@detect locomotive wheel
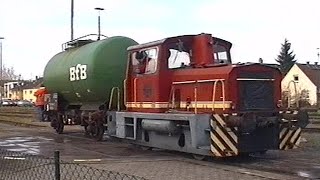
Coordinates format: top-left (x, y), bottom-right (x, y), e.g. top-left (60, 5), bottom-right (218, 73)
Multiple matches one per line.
top-left (258, 150), bottom-right (267, 155)
top-left (192, 154), bottom-right (206, 161)
top-left (84, 125), bottom-right (90, 136)
top-left (55, 114), bottom-right (64, 134)
top-left (140, 146), bottom-right (152, 151)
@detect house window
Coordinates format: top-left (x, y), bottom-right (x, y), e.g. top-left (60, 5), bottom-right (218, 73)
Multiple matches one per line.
top-left (293, 75), bottom-right (299, 81)
top-left (30, 90), bottom-right (33, 94)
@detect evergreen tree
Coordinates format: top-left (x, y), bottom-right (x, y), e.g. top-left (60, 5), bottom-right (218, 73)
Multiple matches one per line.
top-left (275, 39), bottom-right (296, 75)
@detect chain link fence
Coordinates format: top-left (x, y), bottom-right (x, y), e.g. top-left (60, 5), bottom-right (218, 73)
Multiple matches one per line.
top-left (0, 149), bottom-right (146, 180)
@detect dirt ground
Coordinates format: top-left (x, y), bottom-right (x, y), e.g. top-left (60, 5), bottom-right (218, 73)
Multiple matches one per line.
top-left (0, 121), bottom-right (318, 179)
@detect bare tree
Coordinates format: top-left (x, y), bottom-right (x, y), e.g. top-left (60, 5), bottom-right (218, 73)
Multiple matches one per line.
top-left (2, 65), bottom-right (19, 80)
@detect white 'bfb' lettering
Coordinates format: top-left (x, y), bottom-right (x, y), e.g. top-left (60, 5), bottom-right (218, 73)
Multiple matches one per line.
top-left (69, 64), bottom-right (87, 81)
top-left (69, 67), bottom-right (76, 81)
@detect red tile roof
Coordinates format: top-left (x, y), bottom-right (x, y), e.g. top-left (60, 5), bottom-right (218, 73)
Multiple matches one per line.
top-left (297, 63), bottom-right (320, 87)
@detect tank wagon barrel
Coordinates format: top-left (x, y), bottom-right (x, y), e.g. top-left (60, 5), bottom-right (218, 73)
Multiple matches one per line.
top-left (44, 36), bottom-right (138, 109)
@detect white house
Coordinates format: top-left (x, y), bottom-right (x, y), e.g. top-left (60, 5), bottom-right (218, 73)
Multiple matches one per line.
top-left (3, 81), bottom-right (24, 99)
top-left (282, 62), bottom-right (320, 106)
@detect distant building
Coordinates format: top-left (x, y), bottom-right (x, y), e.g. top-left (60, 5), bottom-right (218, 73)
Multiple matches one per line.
top-left (282, 62), bottom-right (320, 106)
top-left (3, 81), bottom-right (25, 99)
top-left (0, 80), bottom-right (17, 99)
top-left (10, 77), bottom-right (43, 102)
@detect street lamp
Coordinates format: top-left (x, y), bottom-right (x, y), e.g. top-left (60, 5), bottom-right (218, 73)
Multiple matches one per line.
top-left (94, 7), bottom-right (104, 40)
top-left (0, 37), bottom-right (4, 102)
top-left (317, 48), bottom-right (320, 62)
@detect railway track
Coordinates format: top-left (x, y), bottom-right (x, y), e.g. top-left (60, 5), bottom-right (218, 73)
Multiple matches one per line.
top-left (304, 127), bottom-right (320, 133)
top-left (40, 127), bottom-right (318, 179)
top-left (212, 153), bottom-right (319, 178)
top-left (0, 107), bottom-right (319, 179)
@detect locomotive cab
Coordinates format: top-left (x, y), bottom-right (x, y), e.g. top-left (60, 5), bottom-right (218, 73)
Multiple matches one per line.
top-left (126, 33), bottom-right (233, 113)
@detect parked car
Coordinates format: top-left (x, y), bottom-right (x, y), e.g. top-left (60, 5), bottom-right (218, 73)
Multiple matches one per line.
top-left (1, 98), bottom-right (15, 106)
top-left (16, 100), bottom-right (34, 107)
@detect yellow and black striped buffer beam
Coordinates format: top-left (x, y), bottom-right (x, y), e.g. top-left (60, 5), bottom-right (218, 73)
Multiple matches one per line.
top-left (279, 125), bottom-right (301, 150)
top-left (210, 114), bottom-right (238, 157)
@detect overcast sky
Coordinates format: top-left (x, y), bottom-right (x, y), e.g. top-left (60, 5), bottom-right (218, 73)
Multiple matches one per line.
top-left (0, 0), bottom-right (319, 80)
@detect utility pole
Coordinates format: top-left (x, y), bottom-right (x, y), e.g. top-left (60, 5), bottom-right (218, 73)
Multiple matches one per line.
top-left (71, 0), bottom-right (74, 41)
top-left (0, 37), bottom-right (4, 102)
top-left (317, 48), bottom-right (320, 62)
top-left (94, 7), bottom-right (104, 40)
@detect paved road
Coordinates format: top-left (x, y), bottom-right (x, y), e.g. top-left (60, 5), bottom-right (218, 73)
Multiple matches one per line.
top-left (0, 122), bottom-right (317, 179)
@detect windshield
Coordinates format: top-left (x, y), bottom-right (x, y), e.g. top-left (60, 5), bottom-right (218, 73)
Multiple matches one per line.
top-left (168, 49), bottom-right (191, 69)
top-left (213, 44), bottom-right (230, 64)
top-left (167, 40), bottom-right (192, 69)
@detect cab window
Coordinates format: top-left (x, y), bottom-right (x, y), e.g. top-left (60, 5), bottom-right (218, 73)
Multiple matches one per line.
top-left (131, 48), bottom-right (158, 74)
top-left (168, 49), bottom-right (191, 69)
top-left (213, 44), bottom-right (230, 64)
top-left (167, 40), bottom-right (191, 69)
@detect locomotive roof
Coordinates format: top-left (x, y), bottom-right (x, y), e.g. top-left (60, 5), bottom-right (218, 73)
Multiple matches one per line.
top-left (127, 34), bottom-right (232, 51)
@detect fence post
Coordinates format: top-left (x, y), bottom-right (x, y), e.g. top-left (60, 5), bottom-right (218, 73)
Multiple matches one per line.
top-left (54, 150), bottom-right (61, 180)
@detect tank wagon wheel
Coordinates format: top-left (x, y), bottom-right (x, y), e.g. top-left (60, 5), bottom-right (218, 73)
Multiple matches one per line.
top-left (192, 154), bottom-right (206, 161)
top-left (55, 114), bottom-right (64, 134)
top-left (84, 125), bottom-right (90, 136)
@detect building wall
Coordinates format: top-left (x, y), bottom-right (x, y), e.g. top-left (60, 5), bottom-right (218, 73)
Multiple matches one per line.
top-left (281, 64), bottom-right (317, 105)
top-left (23, 89), bottom-right (37, 102)
top-left (4, 81), bottom-right (21, 99)
top-left (11, 90), bottom-right (23, 100)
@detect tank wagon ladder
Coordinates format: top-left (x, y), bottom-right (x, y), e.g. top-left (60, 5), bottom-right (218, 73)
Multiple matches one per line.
top-left (108, 87), bottom-right (120, 111)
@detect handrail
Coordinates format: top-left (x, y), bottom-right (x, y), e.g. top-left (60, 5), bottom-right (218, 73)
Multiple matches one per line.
top-left (108, 87), bottom-right (120, 111)
top-left (168, 86), bottom-right (176, 109)
top-left (133, 78), bottom-right (137, 103)
top-left (61, 33), bottom-right (108, 50)
top-left (212, 79), bottom-right (226, 112)
top-left (123, 79), bottom-right (127, 108)
top-left (170, 79), bottom-right (226, 113)
top-left (194, 85), bottom-right (198, 114)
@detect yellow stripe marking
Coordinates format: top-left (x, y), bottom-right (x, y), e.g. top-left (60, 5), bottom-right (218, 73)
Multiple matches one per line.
top-left (215, 126), bottom-right (238, 154)
top-left (210, 119), bottom-right (216, 130)
top-left (290, 128), bottom-right (301, 147)
top-left (126, 101), bottom-right (232, 109)
top-left (210, 144), bottom-right (222, 157)
top-left (290, 128), bottom-right (301, 143)
top-left (295, 136), bottom-right (301, 148)
top-left (180, 102), bottom-right (231, 109)
top-left (280, 127), bottom-right (287, 140)
top-left (226, 128), bottom-right (238, 143)
top-left (280, 129), bottom-right (293, 149)
top-left (213, 114), bottom-right (226, 127)
top-left (211, 132), bottom-right (226, 152)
